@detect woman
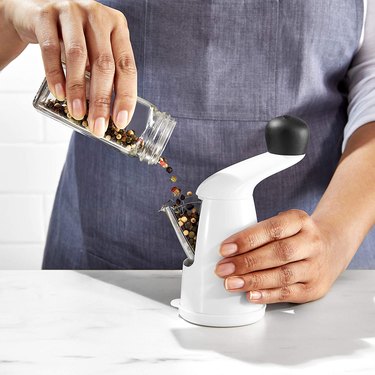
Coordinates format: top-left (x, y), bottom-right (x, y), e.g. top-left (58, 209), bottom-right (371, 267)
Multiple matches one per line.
top-left (1, 0), bottom-right (374, 304)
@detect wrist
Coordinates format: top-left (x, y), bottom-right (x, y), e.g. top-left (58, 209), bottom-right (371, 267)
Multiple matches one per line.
top-left (0, 0), bottom-right (12, 26)
top-left (0, 0), bottom-right (28, 69)
top-left (0, 0), bottom-right (27, 40)
top-left (311, 209), bottom-right (363, 270)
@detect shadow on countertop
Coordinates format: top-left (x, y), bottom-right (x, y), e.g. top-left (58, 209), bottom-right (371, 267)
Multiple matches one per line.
top-left (78, 270), bottom-right (375, 367)
top-left (76, 269), bottom-right (182, 306)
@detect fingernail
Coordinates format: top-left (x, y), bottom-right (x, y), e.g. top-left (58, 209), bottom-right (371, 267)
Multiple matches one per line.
top-left (249, 291), bottom-right (262, 300)
top-left (116, 110), bottom-right (128, 129)
top-left (221, 243), bottom-right (238, 256)
top-left (93, 117), bottom-right (106, 137)
top-left (225, 277), bottom-right (244, 290)
top-left (54, 83), bottom-right (65, 101)
top-left (215, 262), bottom-right (235, 277)
top-left (72, 99), bottom-right (84, 120)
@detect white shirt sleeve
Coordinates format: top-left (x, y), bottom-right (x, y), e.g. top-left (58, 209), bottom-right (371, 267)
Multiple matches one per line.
top-left (343, 0), bottom-right (375, 152)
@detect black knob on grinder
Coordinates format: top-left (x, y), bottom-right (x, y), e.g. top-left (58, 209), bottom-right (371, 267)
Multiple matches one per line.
top-left (265, 115), bottom-right (309, 155)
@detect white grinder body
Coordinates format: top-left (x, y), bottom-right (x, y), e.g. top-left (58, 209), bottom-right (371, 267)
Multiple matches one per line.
top-left (174, 198), bottom-right (265, 327)
top-left (168, 116), bottom-right (310, 327)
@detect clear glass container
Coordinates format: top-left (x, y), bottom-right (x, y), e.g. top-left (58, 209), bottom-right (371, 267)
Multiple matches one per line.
top-left (33, 69), bottom-right (176, 165)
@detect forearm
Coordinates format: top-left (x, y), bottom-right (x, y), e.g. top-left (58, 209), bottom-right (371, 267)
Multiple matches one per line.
top-left (312, 122), bottom-right (375, 268)
top-left (0, 0), bottom-right (28, 70)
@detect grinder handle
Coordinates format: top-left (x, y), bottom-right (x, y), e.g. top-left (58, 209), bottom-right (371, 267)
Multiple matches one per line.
top-left (266, 115), bottom-right (309, 155)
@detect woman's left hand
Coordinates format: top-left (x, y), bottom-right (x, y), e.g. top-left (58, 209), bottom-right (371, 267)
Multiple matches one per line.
top-left (214, 209), bottom-right (347, 304)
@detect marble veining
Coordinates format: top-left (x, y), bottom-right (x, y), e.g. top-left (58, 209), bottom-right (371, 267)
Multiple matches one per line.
top-left (0, 270), bottom-right (374, 374)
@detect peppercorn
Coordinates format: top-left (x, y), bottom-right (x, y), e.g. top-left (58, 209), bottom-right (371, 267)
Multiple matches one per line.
top-left (180, 194), bottom-right (185, 200)
top-left (166, 166), bottom-right (173, 173)
top-left (185, 222), bottom-right (192, 230)
top-left (159, 158), bottom-right (168, 168)
top-left (171, 187), bottom-right (181, 196)
top-left (126, 129), bottom-right (135, 136)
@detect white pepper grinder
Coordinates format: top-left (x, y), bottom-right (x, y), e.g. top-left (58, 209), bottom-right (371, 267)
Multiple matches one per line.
top-left (170, 115), bottom-right (309, 327)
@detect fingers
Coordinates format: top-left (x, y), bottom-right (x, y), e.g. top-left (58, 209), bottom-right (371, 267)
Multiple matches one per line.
top-left (35, 10), bottom-right (65, 101)
top-left (221, 260), bottom-right (324, 304)
top-left (35, 2), bottom-right (136, 137)
top-left (222, 262), bottom-right (317, 304)
top-left (111, 15), bottom-right (137, 129)
top-left (215, 231), bottom-right (312, 277)
top-left (246, 283), bottom-right (316, 304)
top-left (36, 1), bottom-right (137, 137)
top-left (215, 209), bottom-right (334, 304)
top-left (85, 21), bottom-right (115, 137)
top-left (220, 209), bottom-right (310, 257)
top-left (223, 260), bottom-right (310, 292)
top-left (59, 10), bottom-right (87, 120)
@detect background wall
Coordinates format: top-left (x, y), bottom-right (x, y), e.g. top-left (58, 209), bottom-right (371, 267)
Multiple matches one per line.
top-left (0, 45), bottom-right (71, 269)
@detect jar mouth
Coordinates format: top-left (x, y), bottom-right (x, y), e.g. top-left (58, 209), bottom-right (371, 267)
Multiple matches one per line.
top-left (138, 109), bottom-right (176, 164)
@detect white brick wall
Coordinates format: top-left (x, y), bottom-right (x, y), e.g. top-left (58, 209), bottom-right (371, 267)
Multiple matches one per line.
top-left (0, 45), bottom-right (71, 269)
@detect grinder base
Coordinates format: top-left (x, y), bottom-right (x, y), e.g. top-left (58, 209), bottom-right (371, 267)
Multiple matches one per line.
top-left (170, 298), bottom-right (266, 327)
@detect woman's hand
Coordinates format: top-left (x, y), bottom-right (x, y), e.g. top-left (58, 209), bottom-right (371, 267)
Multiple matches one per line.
top-left (2, 0), bottom-right (137, 136)
top-left (214, 209), bottom-right (348, 304)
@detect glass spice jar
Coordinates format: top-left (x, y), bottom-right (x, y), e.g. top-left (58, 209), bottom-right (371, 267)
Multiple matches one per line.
top-left (33, 68), bottom-right (176, 165)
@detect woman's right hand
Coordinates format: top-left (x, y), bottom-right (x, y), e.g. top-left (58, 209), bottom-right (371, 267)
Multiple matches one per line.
top-left (3, 0), bottom-right (137, 136)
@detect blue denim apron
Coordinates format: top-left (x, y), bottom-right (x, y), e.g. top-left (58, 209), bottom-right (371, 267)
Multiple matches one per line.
top-left (43, 0), bottom-right (374, 269)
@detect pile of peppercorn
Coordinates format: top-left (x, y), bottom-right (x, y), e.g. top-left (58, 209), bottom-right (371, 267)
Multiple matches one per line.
top-left (175, 202), bottom-right (200, 250)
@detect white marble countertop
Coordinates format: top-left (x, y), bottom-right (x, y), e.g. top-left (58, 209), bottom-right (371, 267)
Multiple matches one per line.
top-left (0, 270), bottom-right (374, 374)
